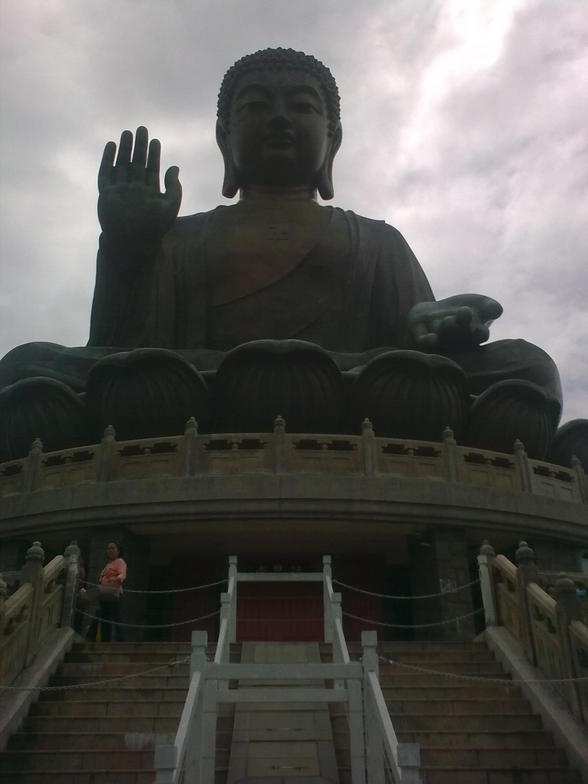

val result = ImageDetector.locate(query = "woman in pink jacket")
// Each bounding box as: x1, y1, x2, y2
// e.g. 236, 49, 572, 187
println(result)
98, 542, 127, 641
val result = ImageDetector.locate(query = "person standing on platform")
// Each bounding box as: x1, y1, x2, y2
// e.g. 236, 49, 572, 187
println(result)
97, 542, 127, 641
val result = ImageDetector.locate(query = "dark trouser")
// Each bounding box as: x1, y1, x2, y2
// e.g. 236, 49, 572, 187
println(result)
99, 598, 123, 641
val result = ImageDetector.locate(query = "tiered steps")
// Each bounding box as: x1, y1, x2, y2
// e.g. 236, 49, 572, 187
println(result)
0, 641, 240, 784
326, 640, 581, 784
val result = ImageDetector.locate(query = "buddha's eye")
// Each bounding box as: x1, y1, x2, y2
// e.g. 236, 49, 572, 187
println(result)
291, 101, 318, 114
239, 100, 268, 113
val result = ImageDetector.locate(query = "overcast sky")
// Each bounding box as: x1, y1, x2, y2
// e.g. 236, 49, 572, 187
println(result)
1, 0, 586, 422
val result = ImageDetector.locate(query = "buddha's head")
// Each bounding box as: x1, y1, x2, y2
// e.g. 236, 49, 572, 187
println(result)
216, 48, 342, 199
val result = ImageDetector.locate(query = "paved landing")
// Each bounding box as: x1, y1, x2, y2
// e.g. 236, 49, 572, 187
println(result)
227, 642, 339, 783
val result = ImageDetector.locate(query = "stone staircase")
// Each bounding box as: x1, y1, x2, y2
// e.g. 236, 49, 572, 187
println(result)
1, 639, 583, 783
325, 640, 581, 784
0, 640, 240, 784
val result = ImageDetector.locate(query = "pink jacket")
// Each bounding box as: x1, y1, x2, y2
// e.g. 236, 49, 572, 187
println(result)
99, 557, 127, 591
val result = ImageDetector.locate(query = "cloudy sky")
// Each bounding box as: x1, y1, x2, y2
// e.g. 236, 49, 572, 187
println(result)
1, 0, 586, 422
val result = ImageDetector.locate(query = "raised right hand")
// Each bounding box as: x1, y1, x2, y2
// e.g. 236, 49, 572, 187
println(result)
97, 126, 182, 245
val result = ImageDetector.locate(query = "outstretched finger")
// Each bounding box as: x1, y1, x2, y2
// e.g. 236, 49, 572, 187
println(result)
146, 138, 161, 189
480, 296, 503, 323
131, 126, 148, 177
114, 130, 133, 182
98, 141, 116, 191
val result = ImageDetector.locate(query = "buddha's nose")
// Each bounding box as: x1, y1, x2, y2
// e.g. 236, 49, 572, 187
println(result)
267, 98, 293, 129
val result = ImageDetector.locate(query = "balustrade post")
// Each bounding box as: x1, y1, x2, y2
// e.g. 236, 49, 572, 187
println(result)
515, 540, 538, 665
60, 540, 81, 629
190, 630, 208, 678
228, 555, 237, 644
323, 555, 333, 643
443, 426, 459, 482
362, 418, 376, 476
220, 592, 231, 663
348, 674, 367, 784
97, 425, 116, 481
478, 540, 498, 626
514, 439, 533, 492
21, 540, 45, 666
554, 573, 584, 720
24, 438, 43, 493
571, 455, 587, 503
182, 416, 199, 476
272, 414, 286, 473
200, 677, 218, 783
362, 630, 383, 784
0, 573, 6, 637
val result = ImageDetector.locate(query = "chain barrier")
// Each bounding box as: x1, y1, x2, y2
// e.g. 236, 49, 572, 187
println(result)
75, 607, 220, 629
333, 576, 480, 600
79, 578, 227, 594
342, 606, 484, 628
0, 656, 190, 693
378, 654, 588, 685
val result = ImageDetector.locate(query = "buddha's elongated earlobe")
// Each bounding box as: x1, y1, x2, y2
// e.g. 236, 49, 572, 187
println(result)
317, 123, 342, 200
216, 120, 239, 198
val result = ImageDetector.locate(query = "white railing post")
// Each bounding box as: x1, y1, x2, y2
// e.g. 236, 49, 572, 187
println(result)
228, 555, 237, 643
21, 540, 45, 666
154, 744, 177, 784
199, 677, 218, 782
348, 674, 367, 784
190, 630, 208, 678
478, 540, 497, 626
186, 630, 207, 782
362, 630, 384, 783
323, 555, 333, 643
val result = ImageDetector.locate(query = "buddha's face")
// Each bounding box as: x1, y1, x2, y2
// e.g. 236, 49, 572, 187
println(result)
223, 69, 333, 189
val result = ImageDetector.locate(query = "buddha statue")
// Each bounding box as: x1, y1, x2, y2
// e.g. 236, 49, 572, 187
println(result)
0, 48, 573, 462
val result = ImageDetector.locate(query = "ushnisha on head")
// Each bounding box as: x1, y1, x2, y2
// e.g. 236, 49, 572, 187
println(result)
216, 48, 342, 199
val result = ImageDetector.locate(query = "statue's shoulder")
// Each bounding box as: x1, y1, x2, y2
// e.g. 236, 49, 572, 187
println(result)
335, 208, 410, 248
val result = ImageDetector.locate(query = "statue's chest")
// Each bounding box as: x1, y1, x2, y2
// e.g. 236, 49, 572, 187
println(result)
207, 206, 335, 306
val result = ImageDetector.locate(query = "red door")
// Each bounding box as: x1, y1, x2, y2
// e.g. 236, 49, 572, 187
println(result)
237, 582, 323, 642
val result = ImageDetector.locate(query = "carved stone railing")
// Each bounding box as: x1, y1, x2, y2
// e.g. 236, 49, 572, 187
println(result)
0, 540, 80, 686
478, 540, 588, 723
1, 419, 585, 505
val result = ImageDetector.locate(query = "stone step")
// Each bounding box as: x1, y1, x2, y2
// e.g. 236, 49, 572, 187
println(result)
419, 746, 567, 767
0, 750, 154, 773
40, 678, 188, 703
385, 698, 532, 715
379, 660, 505, 674
419, 767, 581, 783
58, 661, 190, 676
378, 669, 507, 684
381, 685, 521, 700
9, 730, 233, 754
395, 730, 555, 749
389, 713, 544, 732
46, 674, 189, 689
25, 716, 181, 734
24, 712, 233, 734
30, 700, 184, 718
0, 772, 155, 784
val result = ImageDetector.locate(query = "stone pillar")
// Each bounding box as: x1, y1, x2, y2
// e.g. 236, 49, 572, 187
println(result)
61, 540, 81, 629
0, 573, 7, 637
412, 529, 476, 641
21, 540, 45, 665
477, 540, 497, 627
515, 540, 539, 665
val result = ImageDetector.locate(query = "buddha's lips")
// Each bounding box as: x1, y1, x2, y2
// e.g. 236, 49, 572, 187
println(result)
264, 134, 295, 146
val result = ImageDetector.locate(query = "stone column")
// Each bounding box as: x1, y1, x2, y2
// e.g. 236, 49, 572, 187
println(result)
60, 540, 81, 629
412, 529, 476, 641
515, 540, 539, 665
21, 540, 45, 665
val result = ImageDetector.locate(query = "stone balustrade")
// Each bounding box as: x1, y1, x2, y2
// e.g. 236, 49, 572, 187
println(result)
0, 418, 585, 505
0, 540, 79, 686
479, 540, 588, 723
